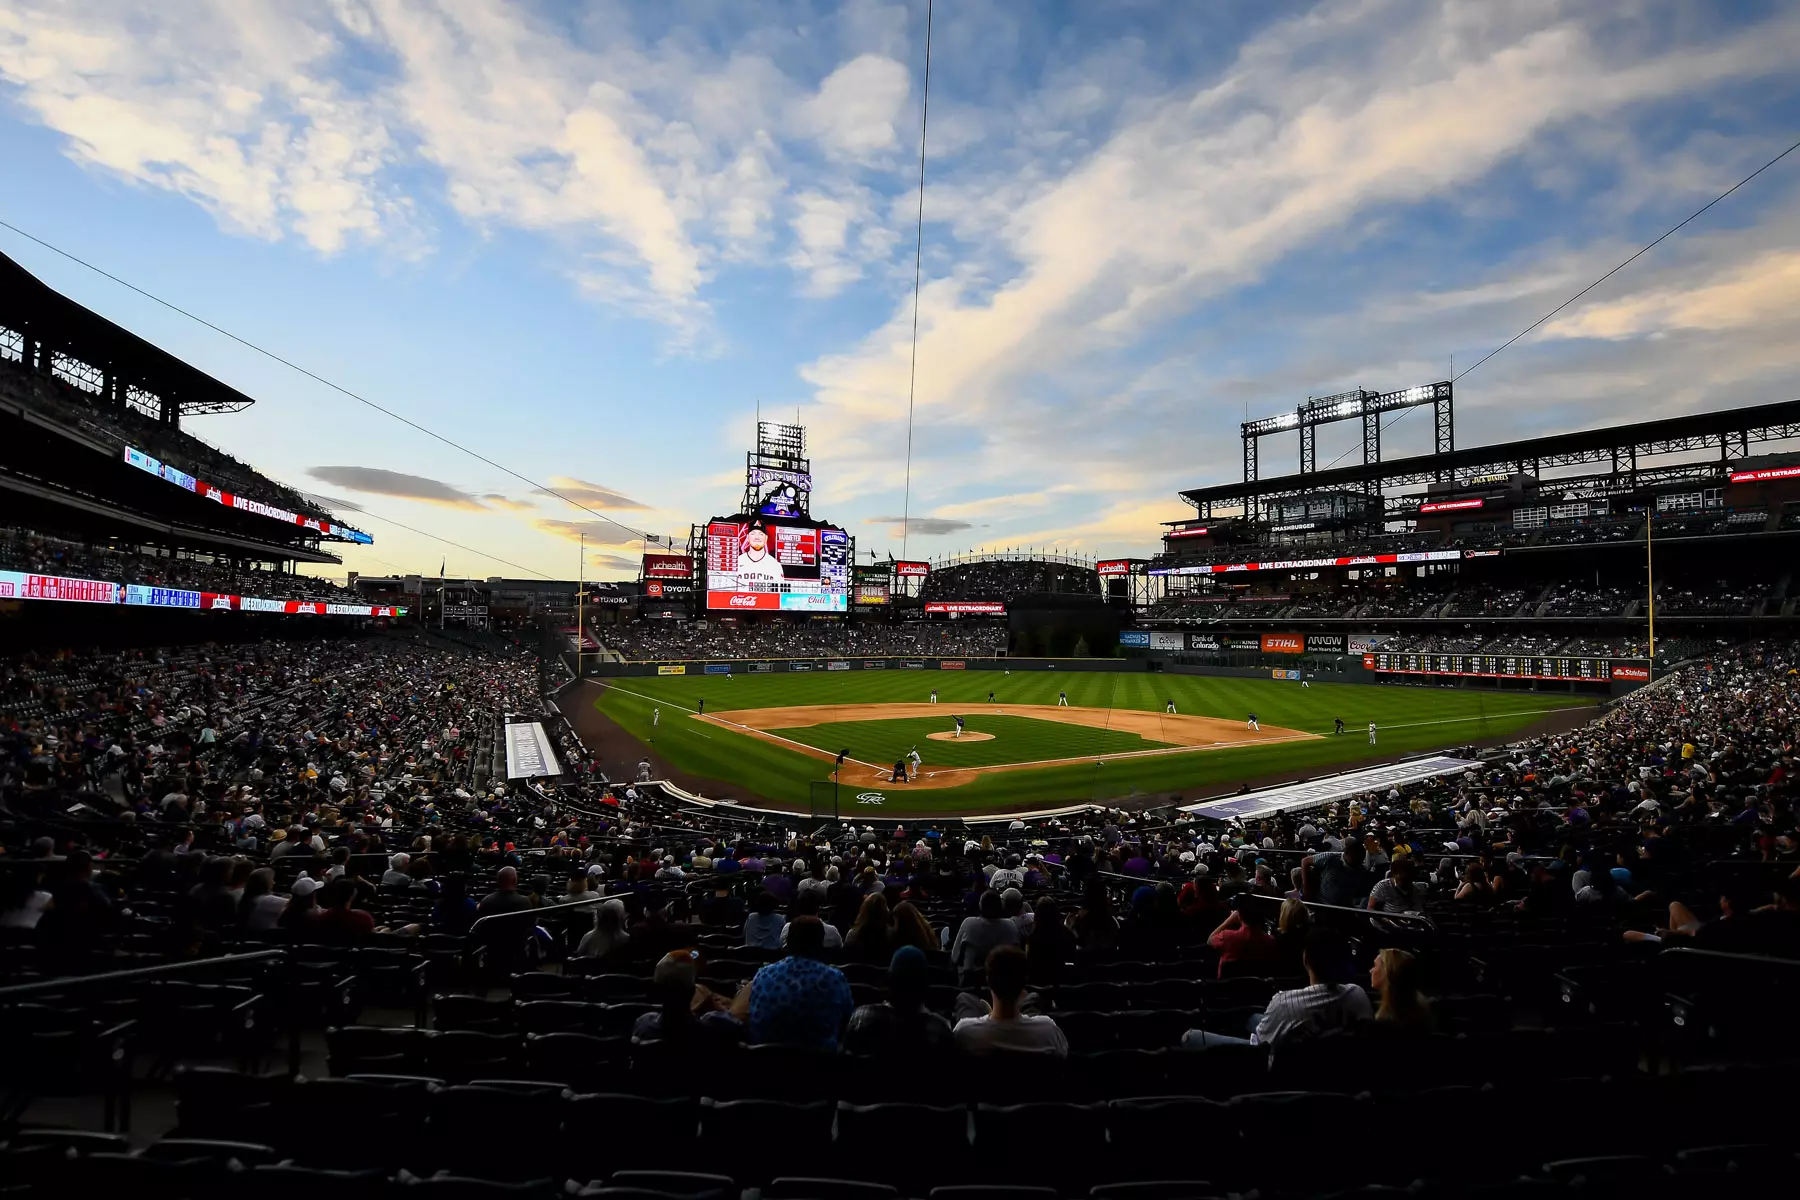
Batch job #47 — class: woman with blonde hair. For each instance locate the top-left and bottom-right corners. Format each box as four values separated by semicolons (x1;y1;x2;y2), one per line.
1371;947;1431;1030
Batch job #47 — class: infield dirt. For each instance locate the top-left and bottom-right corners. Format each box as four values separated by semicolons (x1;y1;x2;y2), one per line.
693;702;1317;790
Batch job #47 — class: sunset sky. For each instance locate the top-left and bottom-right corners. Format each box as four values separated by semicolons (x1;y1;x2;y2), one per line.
3;0;1798;580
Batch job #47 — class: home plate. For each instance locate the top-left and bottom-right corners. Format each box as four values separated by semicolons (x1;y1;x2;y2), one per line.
928;731;994;742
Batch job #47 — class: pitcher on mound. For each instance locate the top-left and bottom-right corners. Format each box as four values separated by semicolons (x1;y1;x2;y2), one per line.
953;714;965;738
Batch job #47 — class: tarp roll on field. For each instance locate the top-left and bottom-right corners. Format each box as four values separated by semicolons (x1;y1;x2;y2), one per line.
505;720;562;780
1183;754;1481;821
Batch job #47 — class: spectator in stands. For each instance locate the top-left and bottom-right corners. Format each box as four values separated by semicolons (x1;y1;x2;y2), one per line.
632;949;742;1047
576;898;631;962
1183;928;1371;1050
476;865;532;918
1371;948;1432;1031
843;892;894;963
1366;855;1429;938
781;891;844;949
889;900;937;955
380;853;412;890
950;888;1022;982
1069;879;1119;952
1271;897;1313;976
238;867;288;932
744;915;853;1051
952;945;1068;1058
843;945;955;1058
1207;897;1275;975
1303;841;1375;907
740;889;786;950
310;878;376;942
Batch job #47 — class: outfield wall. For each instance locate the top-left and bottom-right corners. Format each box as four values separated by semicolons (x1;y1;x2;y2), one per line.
583;653;1620;695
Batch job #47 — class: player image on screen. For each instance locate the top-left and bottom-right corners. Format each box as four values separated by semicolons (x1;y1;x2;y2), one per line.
733;522;786;588
706;517;848;612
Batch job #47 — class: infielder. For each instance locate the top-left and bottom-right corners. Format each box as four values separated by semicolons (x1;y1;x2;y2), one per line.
929;688;938;704
1058;690;1068;707
1247;712;1260;732
1166;698;1177;714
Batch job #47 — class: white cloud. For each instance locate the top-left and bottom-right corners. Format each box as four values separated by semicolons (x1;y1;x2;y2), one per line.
0;1;397;253
797;0;1800;554
796;53;909;162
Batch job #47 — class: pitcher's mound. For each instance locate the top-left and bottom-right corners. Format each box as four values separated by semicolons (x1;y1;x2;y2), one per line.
928;730;994;742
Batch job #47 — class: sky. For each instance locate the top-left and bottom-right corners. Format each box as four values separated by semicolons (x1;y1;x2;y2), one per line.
2;0;1799;583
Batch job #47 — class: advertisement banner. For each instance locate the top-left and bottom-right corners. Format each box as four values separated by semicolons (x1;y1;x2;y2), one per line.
1152;549;1462;577
643;554;693;578
124;584;203;609
703;663;732;675
827;661;851;671
1419;498;1484;513
924;601;1006;614
940;660;966;670
1363;654;1376;669
1611;665;1650;681
895;560;931;578
1261;633;1305;654
854;585;891;605
1347;634;1387;653
657;664;687;675
789;661;813;672
1117;631;1151;647
747;662;773;673
124;446;373;544
1729;465;1800;483
863;660;887;670
1149;631;1184;651
1190;634;1222;651
1272;669;1302;680
1305;634;1346;653
1096;559;1133;576
901;660;926;669
0;571;121;604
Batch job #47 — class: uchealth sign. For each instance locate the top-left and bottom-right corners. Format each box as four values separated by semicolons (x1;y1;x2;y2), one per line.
895;561;931;578
1096;559;1133;576
924;602;1005;614
1261;633;1305;654
643;554;693;578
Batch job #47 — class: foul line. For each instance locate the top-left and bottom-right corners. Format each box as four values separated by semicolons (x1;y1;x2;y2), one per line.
602;682;883;769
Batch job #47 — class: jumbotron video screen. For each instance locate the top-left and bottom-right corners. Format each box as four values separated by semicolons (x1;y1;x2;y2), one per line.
705;517;849;612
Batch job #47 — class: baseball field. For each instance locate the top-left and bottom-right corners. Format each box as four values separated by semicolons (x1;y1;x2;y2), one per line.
590;669;1597;817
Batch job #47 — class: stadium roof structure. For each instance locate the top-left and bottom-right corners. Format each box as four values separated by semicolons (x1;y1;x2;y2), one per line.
0;250;254;423
1181;397;1800;518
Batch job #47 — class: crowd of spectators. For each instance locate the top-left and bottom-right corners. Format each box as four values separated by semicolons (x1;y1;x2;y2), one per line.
0;528;360;604
1540;585;1636;617
2;628;1797;1192
602;619;1009;662
919;557;1100;602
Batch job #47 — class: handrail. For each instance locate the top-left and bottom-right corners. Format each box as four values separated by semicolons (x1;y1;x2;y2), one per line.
0;948;287;1001
1239;891;1436;927
468;892;612;934
1657;945;1800;970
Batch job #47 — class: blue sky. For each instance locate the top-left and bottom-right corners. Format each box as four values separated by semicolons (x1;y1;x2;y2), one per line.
2;0;1798;581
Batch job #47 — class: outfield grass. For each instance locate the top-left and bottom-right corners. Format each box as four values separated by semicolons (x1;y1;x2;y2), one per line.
772;714;1176;769
594;669;1595;816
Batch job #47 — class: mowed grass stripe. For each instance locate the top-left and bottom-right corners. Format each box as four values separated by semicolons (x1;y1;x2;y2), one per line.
594;671;1594;814
771;714;1177;769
